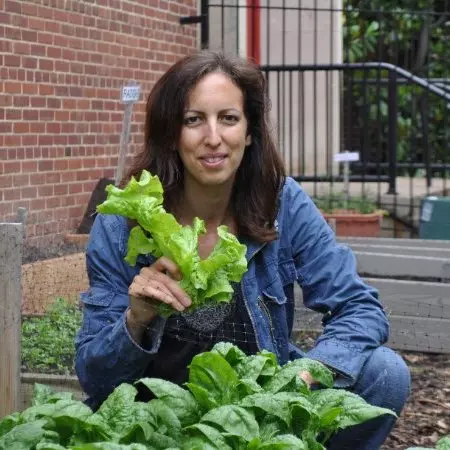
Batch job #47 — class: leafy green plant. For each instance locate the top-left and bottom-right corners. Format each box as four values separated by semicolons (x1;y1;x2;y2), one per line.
97;170;248;317
342;0;449;174
407;435;450;450
2;342;396;449
21;298;82;375
313;193;382;214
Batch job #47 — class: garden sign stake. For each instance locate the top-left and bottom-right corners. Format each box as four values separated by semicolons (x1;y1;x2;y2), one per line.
334;151;360;210
116;81;141;186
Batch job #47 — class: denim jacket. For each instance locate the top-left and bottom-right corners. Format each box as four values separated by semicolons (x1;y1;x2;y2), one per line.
75;177;389;408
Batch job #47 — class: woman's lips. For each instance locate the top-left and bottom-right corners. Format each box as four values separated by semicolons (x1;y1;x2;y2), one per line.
199;155;227;168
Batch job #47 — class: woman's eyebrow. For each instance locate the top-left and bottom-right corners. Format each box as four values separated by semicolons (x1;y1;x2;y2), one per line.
184;108;241;114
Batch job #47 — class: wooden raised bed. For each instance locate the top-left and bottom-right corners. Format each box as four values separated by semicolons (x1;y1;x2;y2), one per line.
21;373;86;410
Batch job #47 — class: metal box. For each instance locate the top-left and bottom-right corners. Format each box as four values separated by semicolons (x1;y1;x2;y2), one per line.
419;196;450;240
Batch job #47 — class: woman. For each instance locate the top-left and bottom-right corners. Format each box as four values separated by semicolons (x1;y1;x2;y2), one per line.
75;51;410;449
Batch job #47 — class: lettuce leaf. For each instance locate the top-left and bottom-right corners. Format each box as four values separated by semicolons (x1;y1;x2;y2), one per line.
96;170;248;316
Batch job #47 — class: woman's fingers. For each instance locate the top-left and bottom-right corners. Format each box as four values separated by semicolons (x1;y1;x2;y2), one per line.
299;370;316;388
129;276;184;312
128;257;192;315
140;264;191;309
151;256;183;281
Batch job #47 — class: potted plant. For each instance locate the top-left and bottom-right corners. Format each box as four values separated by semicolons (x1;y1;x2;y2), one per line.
313;193;386;237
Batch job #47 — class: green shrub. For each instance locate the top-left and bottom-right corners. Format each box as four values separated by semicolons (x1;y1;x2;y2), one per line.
21;298;82;375
312;193;380;214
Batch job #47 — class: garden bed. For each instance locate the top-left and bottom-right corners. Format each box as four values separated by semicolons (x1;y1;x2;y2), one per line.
20;373;85;410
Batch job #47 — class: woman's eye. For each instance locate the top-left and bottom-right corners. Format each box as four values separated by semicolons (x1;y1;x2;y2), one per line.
222;115;239;123
184;116;200;125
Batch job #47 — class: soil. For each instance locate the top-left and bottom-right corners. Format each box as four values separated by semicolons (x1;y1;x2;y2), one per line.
382;351;449;450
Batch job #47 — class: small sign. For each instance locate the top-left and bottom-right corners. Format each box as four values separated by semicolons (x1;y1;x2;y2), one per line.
334;151;360;162
121;84;141;103
421;201;434;222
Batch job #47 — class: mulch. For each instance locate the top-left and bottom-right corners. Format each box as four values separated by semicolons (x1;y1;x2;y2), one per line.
382;351;449;450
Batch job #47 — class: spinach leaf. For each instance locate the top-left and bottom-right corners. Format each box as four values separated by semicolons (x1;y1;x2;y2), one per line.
210;342;246;367
285;359;334;388
262;362;309;395
187;352;240;407
137;378;200;426
184;423;233;449
200;405;259;442
89;384;138;437
0;412;21;438
0;419;47;450
254;433;306;449
238;393;292;425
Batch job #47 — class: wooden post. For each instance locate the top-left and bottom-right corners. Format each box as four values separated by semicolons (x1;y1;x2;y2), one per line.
0;223;23;418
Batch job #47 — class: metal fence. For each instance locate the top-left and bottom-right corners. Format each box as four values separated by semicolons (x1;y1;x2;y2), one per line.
183;0;450;237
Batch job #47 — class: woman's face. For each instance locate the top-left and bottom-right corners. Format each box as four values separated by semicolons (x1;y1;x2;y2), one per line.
178;72;251;188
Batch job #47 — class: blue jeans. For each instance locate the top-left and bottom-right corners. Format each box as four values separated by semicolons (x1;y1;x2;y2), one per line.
327;346;411;450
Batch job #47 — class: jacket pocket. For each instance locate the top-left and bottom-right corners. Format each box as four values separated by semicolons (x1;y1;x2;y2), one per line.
79;286;128;336
80;286;116;308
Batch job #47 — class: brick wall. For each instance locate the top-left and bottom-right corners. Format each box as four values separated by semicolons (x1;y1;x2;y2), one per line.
0;0;198;248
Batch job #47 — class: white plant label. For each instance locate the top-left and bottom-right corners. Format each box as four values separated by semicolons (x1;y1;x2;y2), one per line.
121;85;141;104
334;152;360;162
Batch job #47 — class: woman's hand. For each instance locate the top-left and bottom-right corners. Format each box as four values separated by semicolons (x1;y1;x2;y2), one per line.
299;371;317;388
126;257;192;340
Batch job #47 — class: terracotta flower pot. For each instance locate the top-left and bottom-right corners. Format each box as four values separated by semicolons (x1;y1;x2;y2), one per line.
321;210;383;237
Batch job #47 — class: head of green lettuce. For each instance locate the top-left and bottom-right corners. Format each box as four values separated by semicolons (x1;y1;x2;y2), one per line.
96;170;248;317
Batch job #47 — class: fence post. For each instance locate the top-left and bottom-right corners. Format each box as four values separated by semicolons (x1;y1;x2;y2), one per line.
0;223;23;418
387;70;398;195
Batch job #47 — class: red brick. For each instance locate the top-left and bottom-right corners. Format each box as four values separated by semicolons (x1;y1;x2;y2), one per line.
22;160;38;172
5;161;21;173
0;175;13;188
21;186;38;199
13;122;29;133
4;54;21;67
5;0;21;14
4;188;21;201
4;82;21;94
38;185;53;196
38;160;53;171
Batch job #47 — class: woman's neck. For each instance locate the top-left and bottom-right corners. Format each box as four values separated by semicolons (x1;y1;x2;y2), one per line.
177;177;234;229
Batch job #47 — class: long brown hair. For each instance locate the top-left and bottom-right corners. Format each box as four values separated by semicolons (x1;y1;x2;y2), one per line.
124;51;285;243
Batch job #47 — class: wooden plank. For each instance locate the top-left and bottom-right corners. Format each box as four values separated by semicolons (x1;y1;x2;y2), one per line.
294;279;450;319
342;243;450;259
292;309;450;354
338;236;450;249
353;252;450;279
0;223;23;418
365;278;450;319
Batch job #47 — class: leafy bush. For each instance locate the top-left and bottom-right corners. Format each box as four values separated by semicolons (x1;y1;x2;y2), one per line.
313;193;381;214
21;298;82;375
2;342;396;449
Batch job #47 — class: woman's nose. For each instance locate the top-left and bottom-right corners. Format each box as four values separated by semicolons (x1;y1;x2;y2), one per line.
204;121;221;147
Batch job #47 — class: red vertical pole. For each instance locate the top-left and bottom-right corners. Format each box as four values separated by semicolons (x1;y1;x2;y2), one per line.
247;0;261;64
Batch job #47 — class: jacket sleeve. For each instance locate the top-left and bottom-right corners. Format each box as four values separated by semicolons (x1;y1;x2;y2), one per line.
284;179;389;385
75;214;166;408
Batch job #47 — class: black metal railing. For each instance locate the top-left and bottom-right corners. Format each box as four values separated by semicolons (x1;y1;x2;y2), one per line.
260;62;450;193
